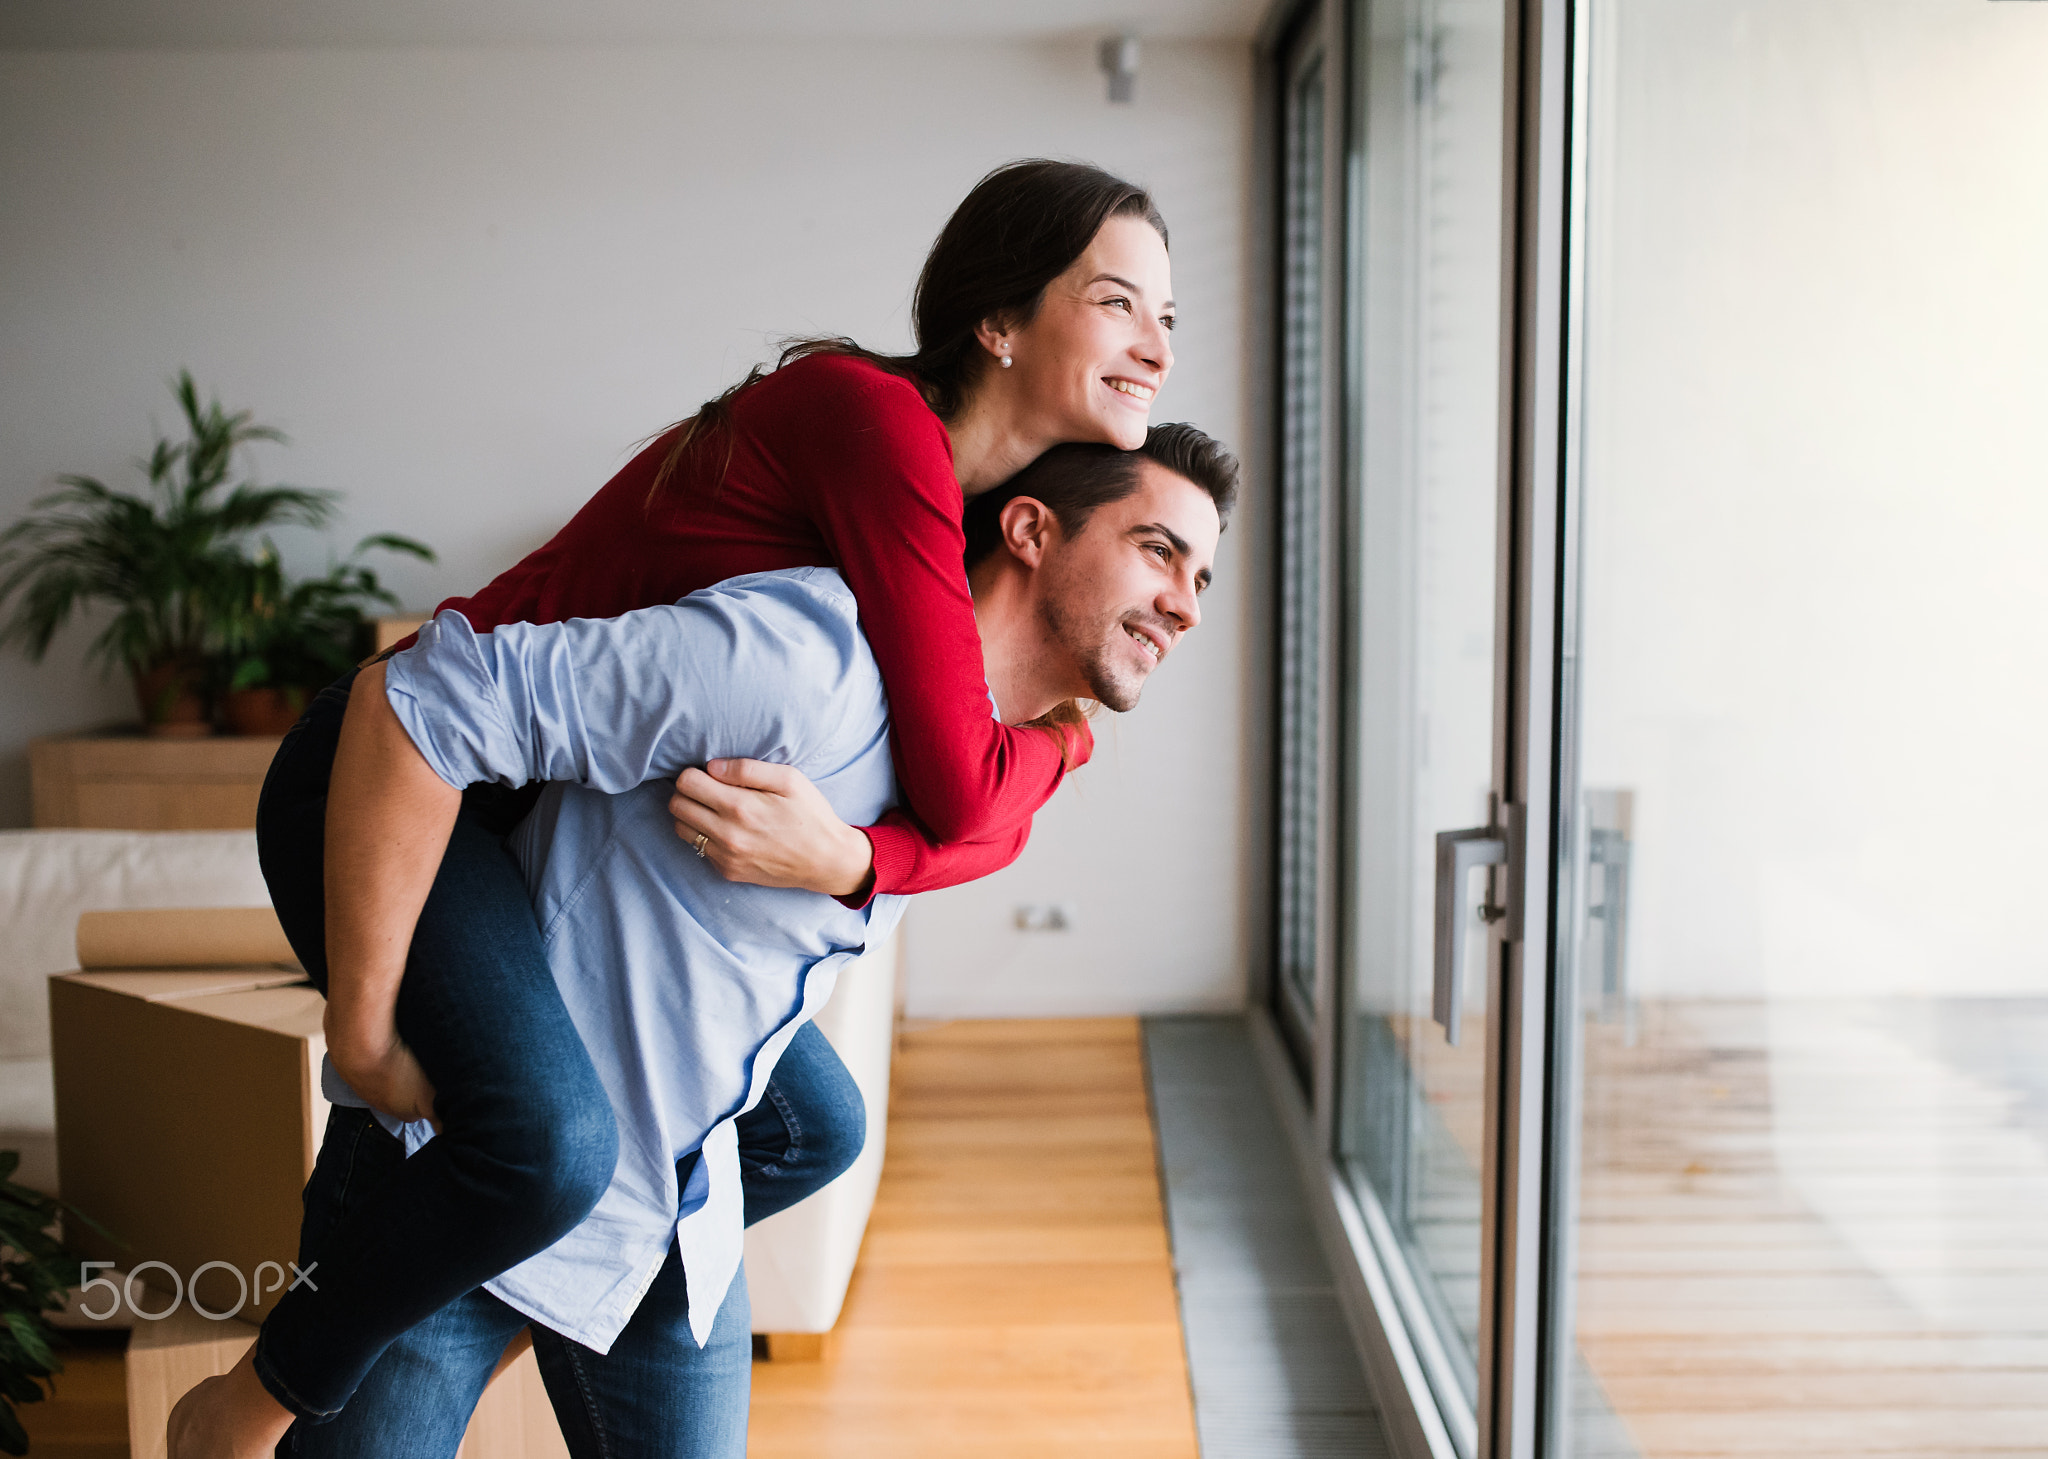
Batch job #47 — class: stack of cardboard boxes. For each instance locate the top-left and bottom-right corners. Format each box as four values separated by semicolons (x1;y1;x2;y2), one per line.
49;908;566;1459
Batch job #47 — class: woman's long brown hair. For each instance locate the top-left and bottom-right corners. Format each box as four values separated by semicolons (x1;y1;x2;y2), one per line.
647;159;1168;501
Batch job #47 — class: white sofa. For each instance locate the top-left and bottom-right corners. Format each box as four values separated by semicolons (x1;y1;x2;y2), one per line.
743;921;897;1337
0;828;893;1338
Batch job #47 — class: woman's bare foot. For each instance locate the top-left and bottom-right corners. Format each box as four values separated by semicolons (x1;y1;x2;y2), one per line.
166;1346;295;1459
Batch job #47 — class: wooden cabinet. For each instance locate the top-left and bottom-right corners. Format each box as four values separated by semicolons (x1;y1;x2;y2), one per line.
27;619;422;832
30;732;282;830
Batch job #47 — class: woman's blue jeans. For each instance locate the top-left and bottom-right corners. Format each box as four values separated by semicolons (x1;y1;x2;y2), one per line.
252;669;866;1427
278;1114;745;1450
285;1108;752;1459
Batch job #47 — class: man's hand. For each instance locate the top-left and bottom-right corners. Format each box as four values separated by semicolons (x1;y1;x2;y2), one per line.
327;1023;441;1130
668;759;876;900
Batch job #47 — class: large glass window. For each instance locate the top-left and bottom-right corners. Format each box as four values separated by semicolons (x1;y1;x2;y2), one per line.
1550;3;2048;1453
1335;0;1506;1445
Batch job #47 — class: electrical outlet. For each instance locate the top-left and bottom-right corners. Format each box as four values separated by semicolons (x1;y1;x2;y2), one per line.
1013;903;1076;932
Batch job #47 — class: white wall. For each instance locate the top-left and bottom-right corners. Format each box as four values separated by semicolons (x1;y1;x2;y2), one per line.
0;37;1258;1015
1577;0;2048;1000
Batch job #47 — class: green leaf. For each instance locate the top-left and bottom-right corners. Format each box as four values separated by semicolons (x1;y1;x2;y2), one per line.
0;1151;91;1456
0;1317;51;1378
0;1353;50;1401
0;1383;41;1416
0;1394;32;1456
353;532;438;564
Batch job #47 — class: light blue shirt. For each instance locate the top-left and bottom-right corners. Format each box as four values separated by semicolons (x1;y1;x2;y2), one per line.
365;567;906;1350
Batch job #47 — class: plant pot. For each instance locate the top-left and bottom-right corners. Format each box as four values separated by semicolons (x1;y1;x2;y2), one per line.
222;685;310;737
132;661;211;738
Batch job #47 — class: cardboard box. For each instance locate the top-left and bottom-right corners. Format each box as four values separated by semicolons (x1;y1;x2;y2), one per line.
50;965;328;1321
30;732;282;830
49;903;567;1459
124;1305;259;1459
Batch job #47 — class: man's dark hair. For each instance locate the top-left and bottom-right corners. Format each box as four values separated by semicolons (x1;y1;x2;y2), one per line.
963;423;1239;569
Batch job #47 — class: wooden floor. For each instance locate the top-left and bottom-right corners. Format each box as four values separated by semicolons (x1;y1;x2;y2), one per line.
748;1016;1199;1458
14;1334;127;1459
1572;998;2048;1459
1378;998;2048;1458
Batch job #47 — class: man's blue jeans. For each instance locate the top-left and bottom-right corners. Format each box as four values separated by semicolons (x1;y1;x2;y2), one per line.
253;669;865;1425
285;1108;751;1459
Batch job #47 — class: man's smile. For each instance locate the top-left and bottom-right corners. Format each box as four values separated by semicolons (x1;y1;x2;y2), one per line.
1122;619;1169;662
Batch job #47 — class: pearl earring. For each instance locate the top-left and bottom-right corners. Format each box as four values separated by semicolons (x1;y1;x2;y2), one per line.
999;353;1013;369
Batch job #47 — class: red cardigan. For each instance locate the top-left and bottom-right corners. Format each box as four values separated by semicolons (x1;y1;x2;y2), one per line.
434;353;1088;896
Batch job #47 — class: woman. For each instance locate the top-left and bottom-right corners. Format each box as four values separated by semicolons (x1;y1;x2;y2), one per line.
172;157;1176;1459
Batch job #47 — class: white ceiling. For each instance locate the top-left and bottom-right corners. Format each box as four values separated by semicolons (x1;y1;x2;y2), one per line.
0;0;1275;49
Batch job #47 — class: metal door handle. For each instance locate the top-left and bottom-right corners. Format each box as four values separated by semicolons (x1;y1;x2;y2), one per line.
1433;826;1507;1045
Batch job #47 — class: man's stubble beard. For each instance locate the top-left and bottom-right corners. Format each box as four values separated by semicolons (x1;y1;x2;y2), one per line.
1037;589;1148;714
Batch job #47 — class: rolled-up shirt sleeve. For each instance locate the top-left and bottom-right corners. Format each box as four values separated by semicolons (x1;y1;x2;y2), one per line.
382;611;533;789
383;583;857;795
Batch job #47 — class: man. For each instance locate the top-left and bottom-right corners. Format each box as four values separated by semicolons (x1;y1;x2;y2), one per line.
174;423;1236;1459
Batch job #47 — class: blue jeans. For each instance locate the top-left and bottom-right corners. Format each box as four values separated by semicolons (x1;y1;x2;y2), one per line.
285;1108;750;1459
253;669;865;1421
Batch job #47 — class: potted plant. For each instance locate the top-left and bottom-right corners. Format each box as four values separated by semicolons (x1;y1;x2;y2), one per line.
215;533;435;736
0;373;335;736
0;1152;82;1456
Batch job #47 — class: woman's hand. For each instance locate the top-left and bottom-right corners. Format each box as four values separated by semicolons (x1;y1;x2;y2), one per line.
669;759;876;900
327;1023;441;1131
